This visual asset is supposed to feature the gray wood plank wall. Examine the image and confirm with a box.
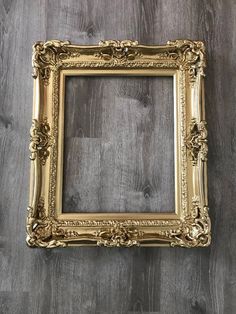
[63,77,174,213]
[0,0,236,313]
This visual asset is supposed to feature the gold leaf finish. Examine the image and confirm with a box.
[96,40,139,62]
[26,198,66,248]
[170,197,211,247]
[96,222,143,247]
[29,119,51,166]
[168,40,206,84]
[27,39,211,248]
[32,40,70,84]
[185,118,208,165]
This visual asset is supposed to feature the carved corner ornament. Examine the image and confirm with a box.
[32,40,70,85]
[169,197,211,248]
[167,40,206,84]
[26,198,66,248]
[27,39,211,248]
[185,118,208,165]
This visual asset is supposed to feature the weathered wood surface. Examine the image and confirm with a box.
[0,0,236,313]
[63,77,174,213]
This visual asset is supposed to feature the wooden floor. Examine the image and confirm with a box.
[63,77,174,213]
[0,0,236,313]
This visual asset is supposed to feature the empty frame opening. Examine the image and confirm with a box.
[62,76,174,213]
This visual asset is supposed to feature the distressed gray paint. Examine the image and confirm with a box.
[63,77,174,213]
[0,0,236,313]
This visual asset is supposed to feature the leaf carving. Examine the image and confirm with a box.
[95,40,140,62]
[26,198,66,248]
[185,118,208,165]
[29,119,51,165]
[32,40,70,84]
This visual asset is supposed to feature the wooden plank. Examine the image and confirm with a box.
[63,77,174,213]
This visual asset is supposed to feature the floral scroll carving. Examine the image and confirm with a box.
[26,199,210,248]
[169,197,211,247]
[136,198,211,248]
[32,40,70,85]
[185,118,208,165]
[168,40,206,84]
[92,197,210,248]
[27,39,210,248]
[95,40,140,62]
[96,222,143,247]
[26,198,66,248]
[29,119,51,166]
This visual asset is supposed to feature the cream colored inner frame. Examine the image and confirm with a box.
[56,69,181,221]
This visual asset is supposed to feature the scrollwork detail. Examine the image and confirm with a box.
[95,40,140,62]
[29,39,210,248]
[26,199,210,248]
[29,119,51,166]
[170,197,211,248]
[26,198,66,248]
[96,222,143,247]
[168,40,206,84]
[32,40,70,84]
[185,118,208,165]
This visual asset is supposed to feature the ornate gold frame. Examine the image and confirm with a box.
[27,39,211,248]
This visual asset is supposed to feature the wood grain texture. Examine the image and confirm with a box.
[0,0,236,313]
[63,77,174,213]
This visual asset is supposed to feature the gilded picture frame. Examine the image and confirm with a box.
[27,39,211,248]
